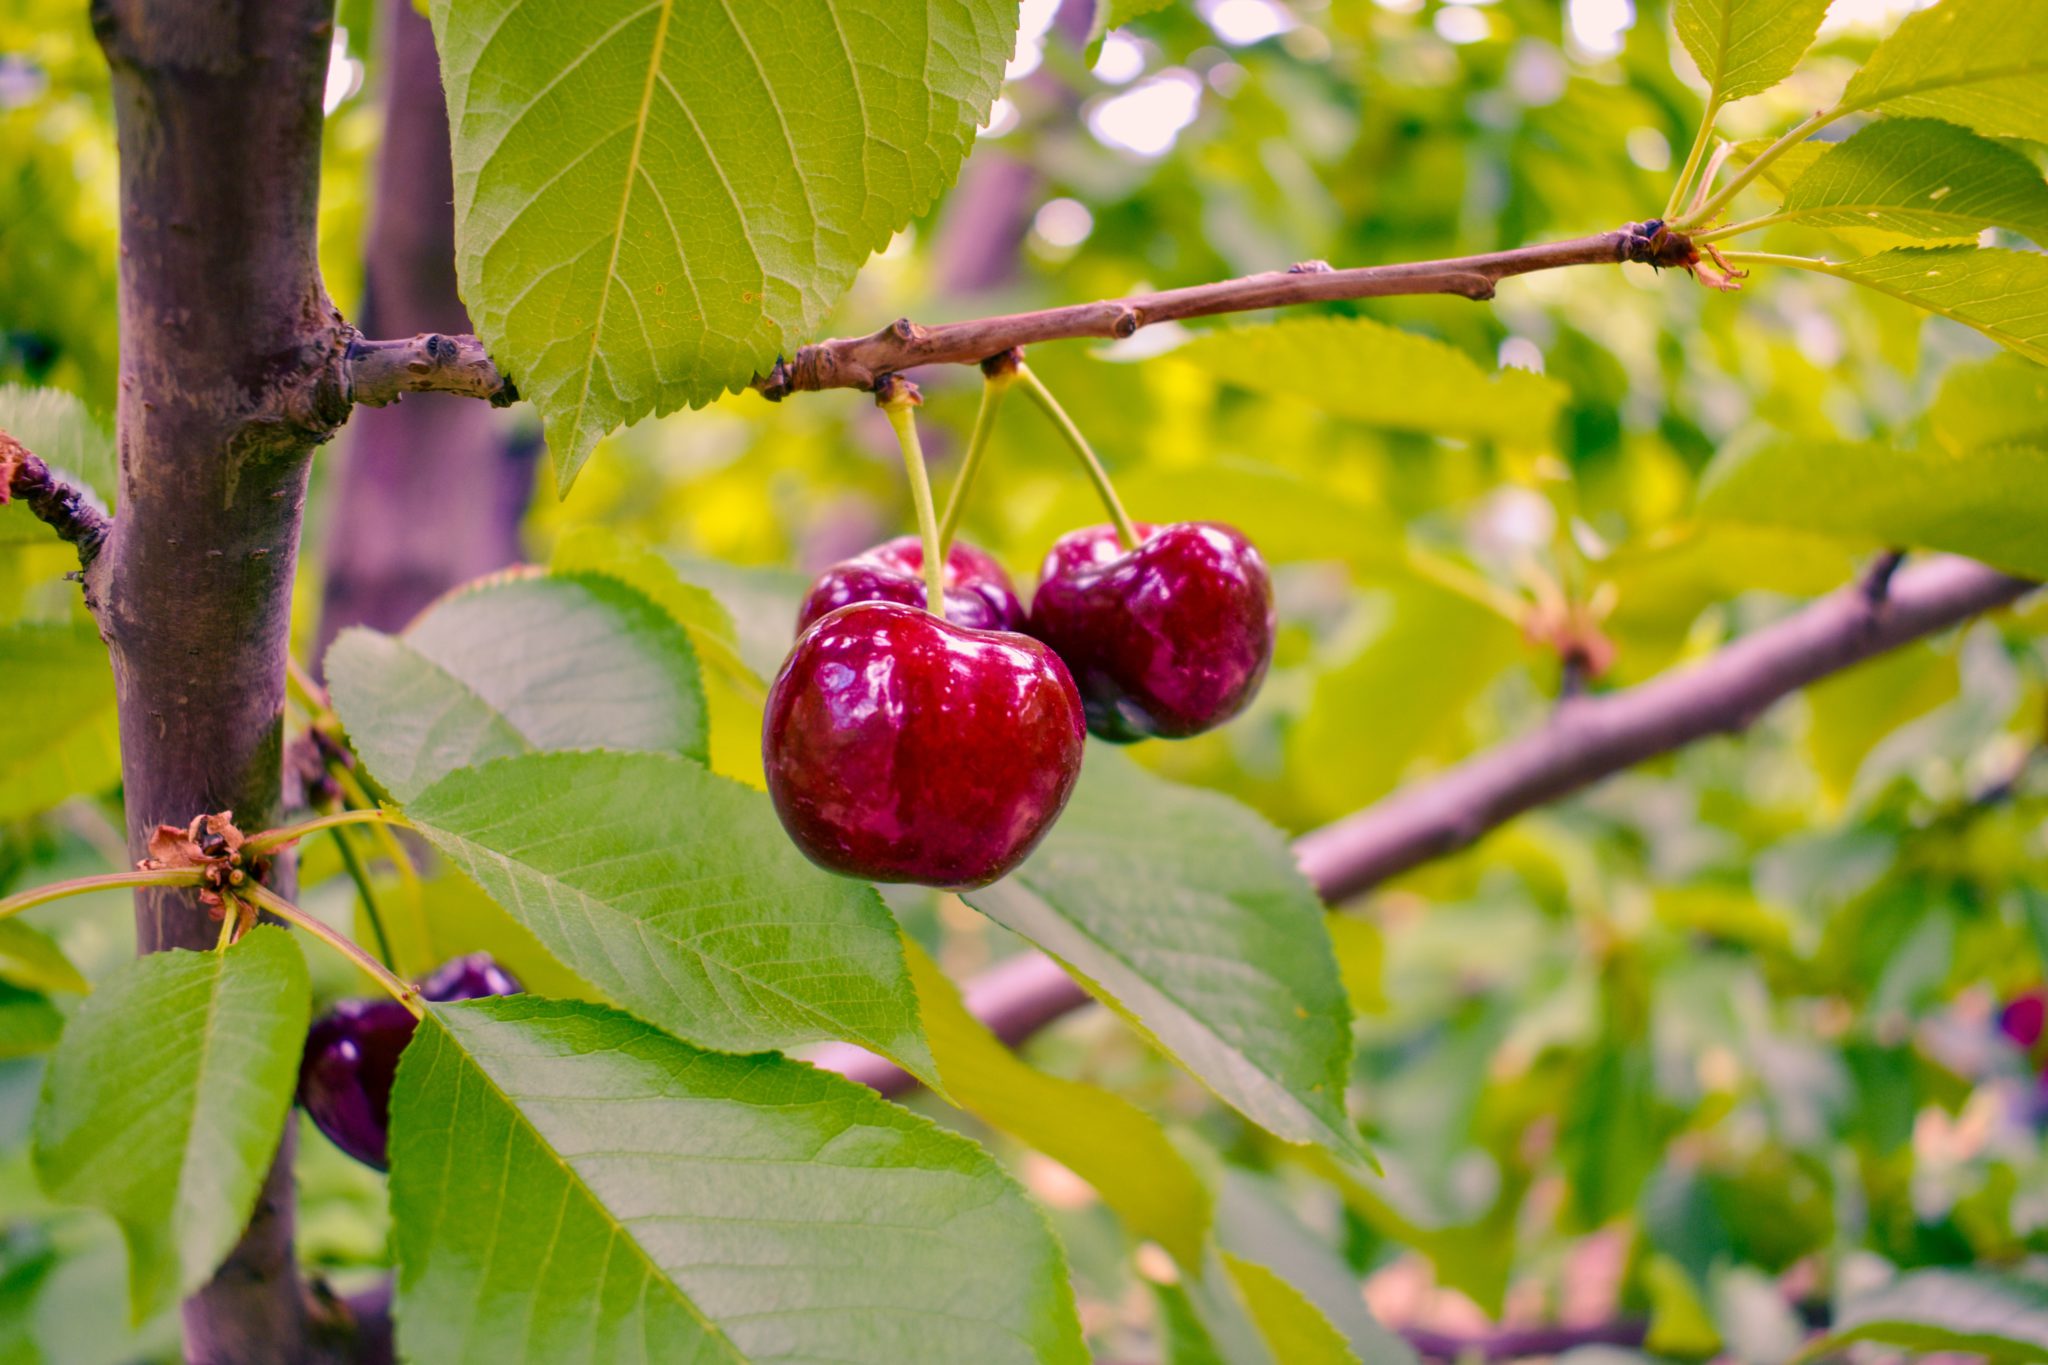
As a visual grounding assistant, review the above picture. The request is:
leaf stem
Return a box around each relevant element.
[330,827,396,970]
[1675,106,1838,230]
[242,807,407,857]
[0,867,206,921]
[1692,213,1786,244]
[1015,364,1141,549]
[238,881,422,1018]
[881,385,948,619]
[285,654,331,714]
[937,368,1016,551]
[329,765,426,926]
[1663,98,1724,221]
[1714,250,1841,276]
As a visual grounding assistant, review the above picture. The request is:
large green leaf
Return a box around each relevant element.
[30,928,309,1322]
[1673,0,1828,104]
[1777,120,2048,244]
[0,984,64,1061]
[402,750,937,1085]
[964,750,1364,1164]
[1840,0,2048,141]
[327,569,706,802]
[0,386,114,548]
[1825,247,2048,368]
[0,621,120,821]
[1804,1269,2048,1362]
[1697,436,2048,578]
[1221,1255,1360,1365]
[1929,353,2048,454]
[1170,316,1565,443]
[548,528,768,786]
[390,997,1086,1363]
[0,922,89,997]
[430,0,1020,491]
[902,936,1212,1267]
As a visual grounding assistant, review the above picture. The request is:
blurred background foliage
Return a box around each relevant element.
[2,0,2046,1359]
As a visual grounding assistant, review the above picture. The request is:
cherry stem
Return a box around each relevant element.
[881,387,949,619]
[330,826,396,970]
[1015,364,1141,549]
[937,368,1016,552]
[237,881,423,1019]
[242,806,407,856]
[0,867,206,921]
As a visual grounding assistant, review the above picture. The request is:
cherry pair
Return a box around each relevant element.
[297,953,521,1169]
[765,522,1273,890]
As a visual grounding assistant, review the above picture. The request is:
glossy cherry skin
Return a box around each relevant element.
[297,954,521,1170]
[795,535,1025,635]
[1028,521,1275,743]
[763,600,1085,888]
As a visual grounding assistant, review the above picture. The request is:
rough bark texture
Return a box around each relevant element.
[92,0,347,1356]
[317,0,531,656]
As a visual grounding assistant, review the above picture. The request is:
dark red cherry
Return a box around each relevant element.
[763,600,1085,888]
[795,535,1025,635]
[2003,990,2047,1052]
[297,953,521,1170]
[1028,522,1275,743]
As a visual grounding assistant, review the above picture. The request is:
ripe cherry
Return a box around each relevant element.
[1028,521,1275,742]
[796,535,1025,635]
[764,600,1085,888]
[297,953,521,1170]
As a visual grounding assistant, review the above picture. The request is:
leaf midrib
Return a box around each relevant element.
[567,0,677,476]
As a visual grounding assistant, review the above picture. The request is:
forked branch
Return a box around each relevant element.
[342,332,519,408]
[822,554,2036,1097]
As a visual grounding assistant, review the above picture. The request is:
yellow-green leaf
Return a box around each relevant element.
[1777,119,2048,244]
[1841,0,2048,142]
[1674,0,1829,105]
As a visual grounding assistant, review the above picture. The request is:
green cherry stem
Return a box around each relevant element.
[937,362,1018,552]
[242,806,407,857]
[238,880,424,1019]
[1015,364,1141,550]
[330,826,397,970]
[879,377,948,620]
[0,867,206,921]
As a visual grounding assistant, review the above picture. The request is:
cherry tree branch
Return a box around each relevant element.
[756,224,1689,397]
[0,429,111,569]
[373,223,1694,412]
[822,554,2035,1097]
[341,332,519,408]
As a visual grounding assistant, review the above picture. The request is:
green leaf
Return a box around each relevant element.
[1091,0,1174,41]
[31,928,310,1323]
[1673,0,1829,105]
[0,621,120,821]
[0,985,64,1061]
[1697,435,2048,578]
[1823,247,2048,368]
[548,527,769,786]
[327,569,706,803]
[1776,119,2048,244]
[1558,1040,1659,1226]
[1804,643,1959,806]
[964,750,1364,1164]
[390,997,1086,1363]
[0,922,89,997]
[1930,353,2048,454]
[430,0,1020,492]
[402,750,937,1085]
[0,386,114,548]
[902,936,1213,1267]
[1805,1269,2048,1362]
[1222,1255,1361,1365]
[1841,0,2048,141]
[1170,316,1566,443]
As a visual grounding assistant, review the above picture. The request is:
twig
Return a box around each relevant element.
[0,429,111,568]
[342,332,518,408]
[823,555,2035,1097]
[242,807,406,857]
[755,226,1692,398]
[0,867,206,920]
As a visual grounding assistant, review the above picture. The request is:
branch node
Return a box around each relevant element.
[0,429,112,570]
[980,347,1024,378]
[1287,259,1333,275]
[1860,549,1907,606]
[1110,307,1142,339]
[340,331,516,409]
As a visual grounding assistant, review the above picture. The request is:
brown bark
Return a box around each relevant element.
[317,0,531,653]
[91,0,351,1357]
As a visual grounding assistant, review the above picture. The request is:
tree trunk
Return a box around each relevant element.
[91,0,349,1357]
[316,0,532,656]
